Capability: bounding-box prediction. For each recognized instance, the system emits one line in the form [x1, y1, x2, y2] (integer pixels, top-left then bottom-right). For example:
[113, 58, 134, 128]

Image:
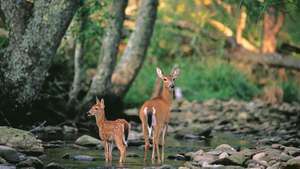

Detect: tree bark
[0, 0, 79, 113]
[80, 0, 128, 109]
[235, 7, 258, 52]
[67, 12, 87, 109]
[261, 7, 284, 53]
[111, 0, 158, 98]
[227, 52, 300, 71]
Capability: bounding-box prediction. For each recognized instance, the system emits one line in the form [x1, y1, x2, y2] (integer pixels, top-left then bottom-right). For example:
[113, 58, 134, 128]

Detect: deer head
[156, 67, 180, 91]
[87, 97, 105, 117]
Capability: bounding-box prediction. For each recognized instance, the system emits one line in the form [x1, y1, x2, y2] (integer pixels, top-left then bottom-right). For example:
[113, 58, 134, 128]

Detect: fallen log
[227, 51, 300, 71]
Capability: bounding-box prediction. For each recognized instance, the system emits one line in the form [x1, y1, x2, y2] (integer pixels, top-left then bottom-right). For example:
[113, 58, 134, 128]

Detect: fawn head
[156, 67, 180, 91]
[87, 97, 105, 117]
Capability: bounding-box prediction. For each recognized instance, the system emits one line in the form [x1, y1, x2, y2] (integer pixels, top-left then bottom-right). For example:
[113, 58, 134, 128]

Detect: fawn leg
[108, 142, 113, 162]
[104, 141, 109, 163]
[115, 135, 126, 163]
[161, 125, 168, 163]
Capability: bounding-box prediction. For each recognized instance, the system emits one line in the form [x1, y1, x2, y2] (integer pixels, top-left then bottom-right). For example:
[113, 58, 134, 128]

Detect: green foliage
[281, 80, 300, 103]
[125, 57, 259, 105]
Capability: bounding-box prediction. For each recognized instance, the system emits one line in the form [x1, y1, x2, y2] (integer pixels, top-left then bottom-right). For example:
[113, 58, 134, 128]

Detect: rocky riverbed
[0, 99, 299, 169]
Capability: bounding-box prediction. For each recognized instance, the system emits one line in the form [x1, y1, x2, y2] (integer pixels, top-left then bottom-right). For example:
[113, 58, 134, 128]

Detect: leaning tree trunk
[261, 7, 284, 53]
[0, 0, 79, 120]
[78, 0, 128, 116]
[111, 0, 159, 98]
[67, 11, 87, 110]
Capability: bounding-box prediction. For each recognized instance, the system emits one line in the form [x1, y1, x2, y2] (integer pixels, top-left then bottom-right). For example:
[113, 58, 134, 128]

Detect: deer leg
[161, 125, 168, 163]
[115, 135, 126, 164]
[142, 121, 150, 161]
[155, 127, 162, 164]
[109, 142, 113, 162]
[104, 141, 109, 163]
[151, 128, 156, 163]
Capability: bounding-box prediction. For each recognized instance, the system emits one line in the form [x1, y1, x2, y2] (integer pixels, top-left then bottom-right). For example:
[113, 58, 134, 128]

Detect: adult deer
[87, 98, 130, 163]
[139, 67, 180, 163]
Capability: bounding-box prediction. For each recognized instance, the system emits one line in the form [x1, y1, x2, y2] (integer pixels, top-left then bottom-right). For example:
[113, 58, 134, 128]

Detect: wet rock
[285, 156, 300, 168]
[193, 153, 216, 165]
[252, 152, 269, 166]
[75, 135, 101, 147]
[0, 157, 7, 165]
[271, 144, 284, 150]
[0, 164, 16, 169]
[0, 127, 44, 155]
[284, 146, 300, 156]
[239, 148, 256, 157]
[62, 126, 78, 133]
[212, 153, 247, 166]
[45, 162, 65, 169]
[167, 154, 186, 161]
[62, 153, 70, 159]
[279, 152, 293, 162]
[128, 130, 143, 140]
[71, 155, 95, 161]
[218, 152, 229, 159]
[208, 144, 237, 155]
[16, 156, 43, 169]
[124, 108, 138, 116]
[0, 145, 20, 163]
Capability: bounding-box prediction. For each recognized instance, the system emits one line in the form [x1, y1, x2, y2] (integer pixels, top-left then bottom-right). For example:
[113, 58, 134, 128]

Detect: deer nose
[170, 84, 175, 89]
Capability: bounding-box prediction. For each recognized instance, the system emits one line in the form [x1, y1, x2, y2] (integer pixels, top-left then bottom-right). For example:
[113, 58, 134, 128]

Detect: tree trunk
[261, 7, 284, 53]
[79, 0, 128, 112]
[235, 7, 258, 52]
[0, 0, 79, 118]
[111, 0, 159, 98]
[67, 12, 87, 109]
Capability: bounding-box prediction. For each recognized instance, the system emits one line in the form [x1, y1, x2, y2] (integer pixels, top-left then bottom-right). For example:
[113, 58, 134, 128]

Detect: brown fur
[87, 98, 129, 164]
[139, 67, 180, 163]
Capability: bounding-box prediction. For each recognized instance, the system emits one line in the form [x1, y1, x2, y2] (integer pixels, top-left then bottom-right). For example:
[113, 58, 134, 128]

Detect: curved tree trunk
[67, 12, 87, 109]
[0, 0, 79, 119]
[111, 0, 159, 98]
[79, 0, 128, 111]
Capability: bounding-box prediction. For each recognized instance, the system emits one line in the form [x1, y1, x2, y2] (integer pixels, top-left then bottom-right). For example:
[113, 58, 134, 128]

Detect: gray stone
[279, 152, 293, 162]
[212, 153, 247, 166]
[0, 157, 7, 164]
[71, 155, 95, 161]
[0, 127, 44, 154]
[62, 126, 78, 133]
[16, 156, 43, 169]
[0, 145, 20, 163]
[285, 156, 300, 168]
[75, 135, 101, 147]
[284, 147, 300, 156]
[45, 162, 65, 169]
[193, 153, 216, 165]
[0, 164, 16, 169]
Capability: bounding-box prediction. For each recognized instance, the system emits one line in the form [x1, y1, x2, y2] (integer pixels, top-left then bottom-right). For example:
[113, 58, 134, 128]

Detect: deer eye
[163, 78, 167, 81]
[95, 107, 98, 110]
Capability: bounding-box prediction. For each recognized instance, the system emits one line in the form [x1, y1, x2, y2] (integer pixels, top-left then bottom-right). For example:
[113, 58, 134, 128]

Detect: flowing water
[42, 132, 253, 169]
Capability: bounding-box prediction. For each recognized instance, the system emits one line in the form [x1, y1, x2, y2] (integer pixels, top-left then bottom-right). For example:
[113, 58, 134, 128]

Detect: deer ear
[96, 97, 100, 104]
[171, 68, 180, 79]
[156, 67, 164, 79]
[100, 98, 105, 108]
